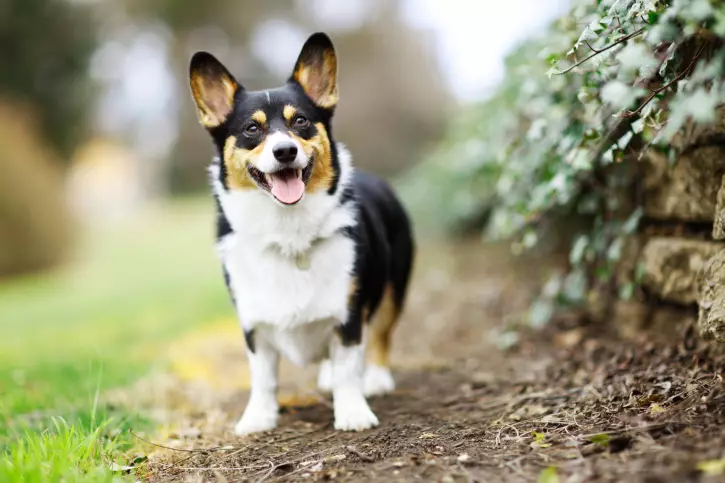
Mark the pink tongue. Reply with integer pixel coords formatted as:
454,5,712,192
270,170,305,204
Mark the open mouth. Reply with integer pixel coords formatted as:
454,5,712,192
247,161,314,205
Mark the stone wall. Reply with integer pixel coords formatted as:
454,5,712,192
619,114,725,343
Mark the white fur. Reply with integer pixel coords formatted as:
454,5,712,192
363,364,396,396
255,131,307,174
234,341,279,434
330,338,378,431
213,145,379,432
317,359,333,392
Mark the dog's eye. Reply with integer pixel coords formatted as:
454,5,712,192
293,115,309,127
244,123,260,135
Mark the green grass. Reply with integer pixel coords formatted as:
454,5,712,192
0,197,232,481
1,418,128,483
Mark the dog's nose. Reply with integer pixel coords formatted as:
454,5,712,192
272,142,298,163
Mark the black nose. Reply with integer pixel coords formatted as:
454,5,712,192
272,142,298,163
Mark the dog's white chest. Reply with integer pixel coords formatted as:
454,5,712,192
221,231,355,330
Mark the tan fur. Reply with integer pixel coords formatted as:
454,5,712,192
283,105,297,122
366,284,399,367
291,122,335,193
251,110,267,125
293,50,338,109
190,72,237,128
348,277,358,303
223,136,262,190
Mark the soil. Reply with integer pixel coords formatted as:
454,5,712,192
125,241,725,482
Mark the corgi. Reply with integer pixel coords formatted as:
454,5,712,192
189,32,414,433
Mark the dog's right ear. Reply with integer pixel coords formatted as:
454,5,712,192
189,52,241,129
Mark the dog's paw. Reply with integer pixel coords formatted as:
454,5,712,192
234,404,278,435
363,364,395,397
333,391,379,431
317,359,333,393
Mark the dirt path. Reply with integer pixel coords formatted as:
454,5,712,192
122,242,725,482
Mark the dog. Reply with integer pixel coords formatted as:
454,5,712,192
189,32,414,433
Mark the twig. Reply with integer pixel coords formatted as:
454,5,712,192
346,445,375,462
254,444,343,481
554,28,645,75
267,423,331,446
585,40,602,54
577,421,678,440
129,428,233,454
254,460,279,483
495,424,521,447
621,43,707,118
156,462,271,472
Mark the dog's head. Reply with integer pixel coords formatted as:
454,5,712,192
189,33,340,205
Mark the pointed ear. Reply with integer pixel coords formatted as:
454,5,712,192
289,33,338,109
189,52,240,128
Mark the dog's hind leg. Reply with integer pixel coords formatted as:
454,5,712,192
364,229,413,397
364,284,398,396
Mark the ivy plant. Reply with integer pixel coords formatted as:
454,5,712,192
404,0,725,324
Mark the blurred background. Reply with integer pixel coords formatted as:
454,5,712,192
9,2,725,480
0,0,569,279
0,0,569,454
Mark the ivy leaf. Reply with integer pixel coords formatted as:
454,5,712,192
532,430,551,447
619,282,635,300
562,269,588,303
570,235,589,265
577,26,599,45
608,0,631,16
538,466,560,483
661,92,689,140
622,207,643,234
590,433,611,446
601,81,645,110
715,10,725,37
697,459,725,476
688,88,719,124
663,88,719,139
529,299,555,328
680,0,713,22
617,131,634,150
607,237,623,262
616,43,657,74
689,56,724,86
650,403,666,414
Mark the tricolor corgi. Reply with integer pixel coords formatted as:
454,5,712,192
189,32,414,433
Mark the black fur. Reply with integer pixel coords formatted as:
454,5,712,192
338,172,414,346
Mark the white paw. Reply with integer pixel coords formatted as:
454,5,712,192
363,364,396,397
234,403,278,435
333,390,379,431
317,360,333,393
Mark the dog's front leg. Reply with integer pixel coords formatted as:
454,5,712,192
330,336,379,431
234,337,279,435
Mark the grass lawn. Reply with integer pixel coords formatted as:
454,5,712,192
0,197,232,482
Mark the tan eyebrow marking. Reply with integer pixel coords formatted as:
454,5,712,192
251,110,267,124
283,105,297,121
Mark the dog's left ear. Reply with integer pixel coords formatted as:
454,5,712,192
289,33,338,109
